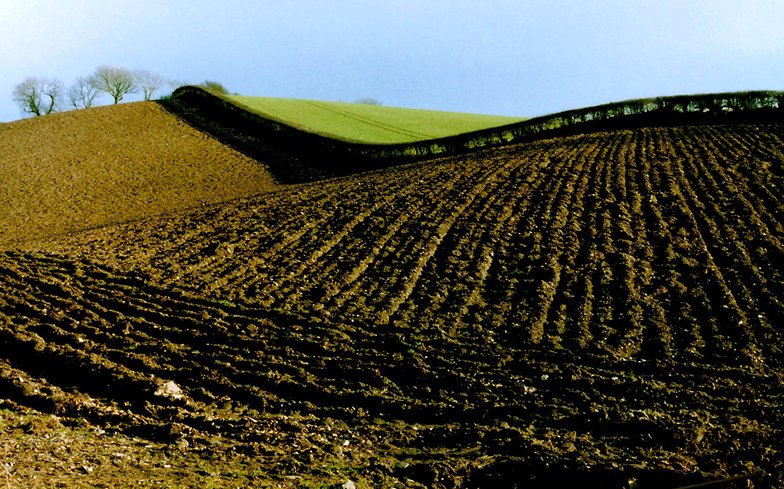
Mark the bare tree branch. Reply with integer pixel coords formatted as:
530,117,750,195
12,78,63,117
201,81,229,95
134,69,164,101
355,97,382,105
12,78,41,116
68,76,100,109
90,66,137,104
41,80,63,115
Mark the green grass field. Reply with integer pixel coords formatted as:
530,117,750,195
225,95,525,144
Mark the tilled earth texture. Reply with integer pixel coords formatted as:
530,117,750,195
2,123,784,487
0,102,277,247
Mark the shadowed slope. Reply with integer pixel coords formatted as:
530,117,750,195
0,102,278,247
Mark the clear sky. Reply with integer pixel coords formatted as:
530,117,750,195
1,0,782,122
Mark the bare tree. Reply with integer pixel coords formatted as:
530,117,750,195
68,76,100,109
355,97,382,105
168,79,187,91
12,77,64,117
134,69,164,101
201,81,229,95
90,66,137,104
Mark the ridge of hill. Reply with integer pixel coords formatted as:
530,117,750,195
9,121,784,487
164,86,783,183
0,102,278,247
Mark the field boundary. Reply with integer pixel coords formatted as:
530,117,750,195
161,87,784,183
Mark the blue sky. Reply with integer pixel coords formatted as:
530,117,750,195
1,0,783,122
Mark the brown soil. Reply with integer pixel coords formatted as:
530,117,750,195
0,102,277,247
2,123,783,487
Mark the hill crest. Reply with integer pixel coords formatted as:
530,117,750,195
0,102,277,247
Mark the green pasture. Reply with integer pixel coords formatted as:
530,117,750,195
225,95,524,144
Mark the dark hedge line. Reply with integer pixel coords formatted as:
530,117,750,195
161,87,783,183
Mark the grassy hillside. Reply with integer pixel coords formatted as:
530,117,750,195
0,102,278,246
225,95,524,144
8,121,783,487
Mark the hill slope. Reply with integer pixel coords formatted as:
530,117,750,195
226,95,524,144
0,102,277,247
164,87,783,185
7,122,783,487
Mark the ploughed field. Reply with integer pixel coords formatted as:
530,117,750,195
2,123,784,487
0,102,277,246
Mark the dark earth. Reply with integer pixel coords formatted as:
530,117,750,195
1,104,783,487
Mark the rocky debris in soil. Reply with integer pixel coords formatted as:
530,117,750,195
154,381,184,401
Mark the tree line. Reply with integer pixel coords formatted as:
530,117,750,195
347,90,784,160
12,66,173,117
